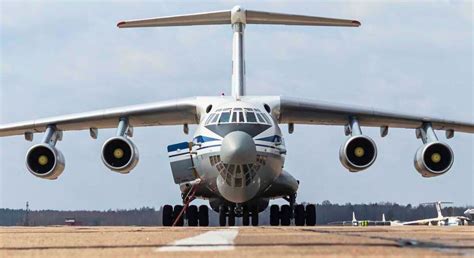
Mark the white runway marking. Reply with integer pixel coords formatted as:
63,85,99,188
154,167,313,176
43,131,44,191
157,228,239,252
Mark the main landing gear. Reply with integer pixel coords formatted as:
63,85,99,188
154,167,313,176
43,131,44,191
219,205,259,226
162,204,209,227
269,194,316,226
162,184,209,227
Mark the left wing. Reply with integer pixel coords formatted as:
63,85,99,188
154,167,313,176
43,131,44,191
0,97,198,137
276,96,474,134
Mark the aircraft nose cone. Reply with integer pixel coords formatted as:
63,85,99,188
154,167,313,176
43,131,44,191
220,131,256,164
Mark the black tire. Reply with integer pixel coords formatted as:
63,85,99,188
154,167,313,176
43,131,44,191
173,205,184,226
228,207,236,226
219,206,227,226
187,205,198,226
242,207,250,226
280,204,291,226
251,211,259,226
305,204,316,226
270,205,280,226
198,205,209,227
162,205,173,226
294,204,305,226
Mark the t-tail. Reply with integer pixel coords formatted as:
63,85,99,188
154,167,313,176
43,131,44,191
117,6,360,100
421,201,453,219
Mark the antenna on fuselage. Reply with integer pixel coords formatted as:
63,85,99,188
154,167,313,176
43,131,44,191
117,6,361,100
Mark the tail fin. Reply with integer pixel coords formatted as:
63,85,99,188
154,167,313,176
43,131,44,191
382,213,386,222
117,6,360,28
352,211,357,222
435,202,443,218
117,6,360,99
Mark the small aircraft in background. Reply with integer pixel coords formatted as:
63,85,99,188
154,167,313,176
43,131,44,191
329,212,390,226
396,202,471,226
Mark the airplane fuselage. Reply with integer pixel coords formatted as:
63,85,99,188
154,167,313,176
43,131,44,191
167,99,298,210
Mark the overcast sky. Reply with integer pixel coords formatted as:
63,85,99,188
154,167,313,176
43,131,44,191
1,0,472,210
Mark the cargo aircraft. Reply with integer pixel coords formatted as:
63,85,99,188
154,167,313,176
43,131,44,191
1,6,473,227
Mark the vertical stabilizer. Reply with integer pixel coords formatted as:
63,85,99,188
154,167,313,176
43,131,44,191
117,5,360,100
435,202,443,218
352,211,356,222
382,213,386,222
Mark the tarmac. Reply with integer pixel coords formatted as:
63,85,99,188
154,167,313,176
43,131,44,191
1,226,473,257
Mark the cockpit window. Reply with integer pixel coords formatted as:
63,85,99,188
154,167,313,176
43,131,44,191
239,112,245,122
219,112,231,123
231,112,238,122
210,113,219,123
205,107,271,125
245,112,257,123
256,113,265,123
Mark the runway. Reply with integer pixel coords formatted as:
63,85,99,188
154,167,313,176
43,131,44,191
1,226,473,257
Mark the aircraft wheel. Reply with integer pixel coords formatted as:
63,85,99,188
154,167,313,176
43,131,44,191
251,210,259,226
294,204,305,226
242,207,250,226
162,205,173,226
187,205,198,226
270,205,280,226
198,205,209,227
173,205,184,226
305,204,316,226
228,207,236,226
280,205,291,226
219,206,227,226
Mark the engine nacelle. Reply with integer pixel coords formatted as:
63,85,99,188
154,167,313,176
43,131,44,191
340,135,377,172
414,142,453,177
26,144,65,180
101,136,139,173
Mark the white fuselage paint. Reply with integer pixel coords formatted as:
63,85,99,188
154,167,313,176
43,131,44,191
157,228,239,252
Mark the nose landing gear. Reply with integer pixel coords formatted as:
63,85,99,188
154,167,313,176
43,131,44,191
219,205,259,226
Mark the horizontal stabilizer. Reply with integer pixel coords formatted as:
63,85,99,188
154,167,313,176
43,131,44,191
117,10,231,28
117,6,360,28
246,10,360,27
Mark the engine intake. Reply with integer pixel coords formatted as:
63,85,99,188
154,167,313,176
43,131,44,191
26,144,65,179
340,135,377,172
101,136,139,173
414,142,453,177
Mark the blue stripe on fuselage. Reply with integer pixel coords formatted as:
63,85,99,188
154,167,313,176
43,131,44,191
255,135,282,143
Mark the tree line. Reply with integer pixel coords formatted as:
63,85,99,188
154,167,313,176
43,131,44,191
0,201,469,226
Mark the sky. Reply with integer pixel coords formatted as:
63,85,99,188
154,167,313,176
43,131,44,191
0,0,472,210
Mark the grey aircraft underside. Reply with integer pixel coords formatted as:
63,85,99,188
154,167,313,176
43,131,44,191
1,6,473,227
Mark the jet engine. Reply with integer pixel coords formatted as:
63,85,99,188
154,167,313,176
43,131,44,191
101,136,139,173
26,144,65,179
414,141,453,177
340,135,377,172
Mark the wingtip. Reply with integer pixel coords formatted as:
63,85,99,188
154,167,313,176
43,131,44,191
117,21,126,28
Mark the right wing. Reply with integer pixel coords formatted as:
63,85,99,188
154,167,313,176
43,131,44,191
277,96,474,134
0,97,198,137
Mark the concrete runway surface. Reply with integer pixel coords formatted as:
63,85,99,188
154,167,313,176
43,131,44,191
1,226,473,257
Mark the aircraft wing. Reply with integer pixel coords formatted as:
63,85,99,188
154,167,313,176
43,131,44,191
277,97,474,135
401,218,445,225
0,98,198,138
